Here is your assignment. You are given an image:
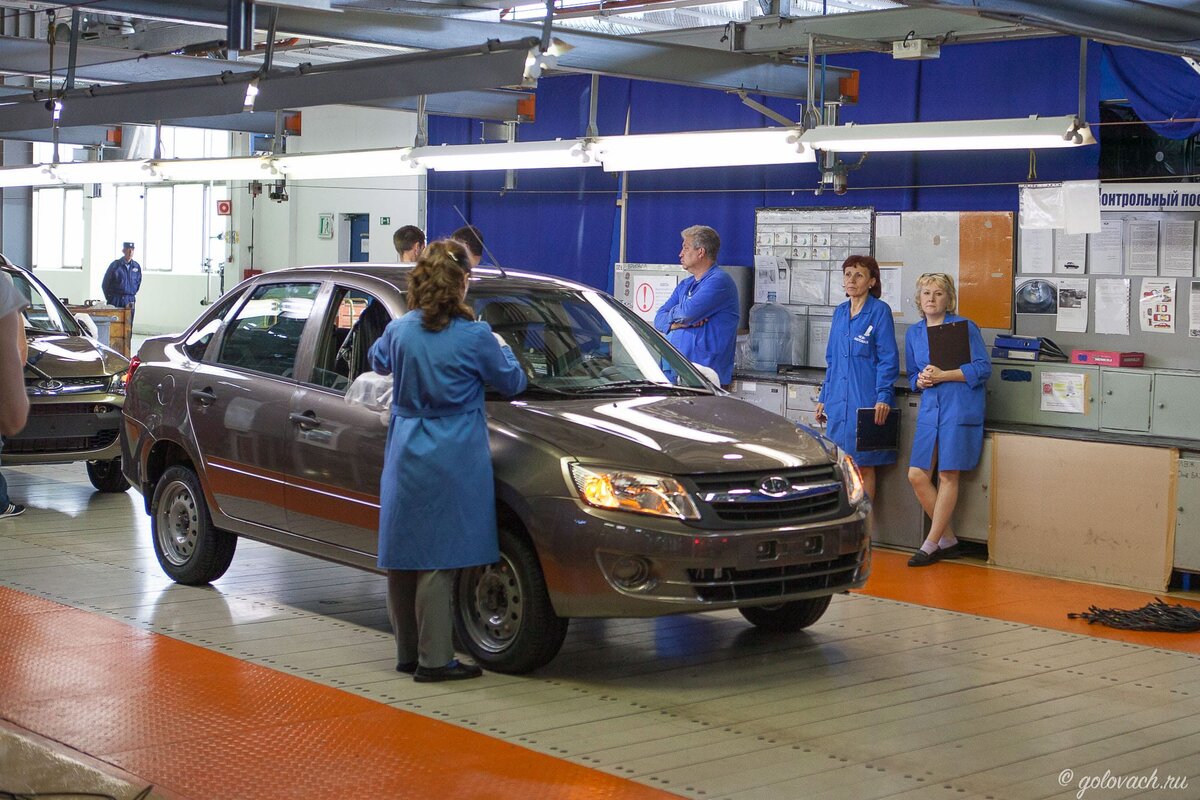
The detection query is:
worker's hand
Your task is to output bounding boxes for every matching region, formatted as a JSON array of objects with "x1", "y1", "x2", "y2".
[
  {"x1": 873, "y1": 402, "x2": 890, "y2": 426},
  {"x1": 814, "y1": 402, "x2": 826, "y2": 425}
]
